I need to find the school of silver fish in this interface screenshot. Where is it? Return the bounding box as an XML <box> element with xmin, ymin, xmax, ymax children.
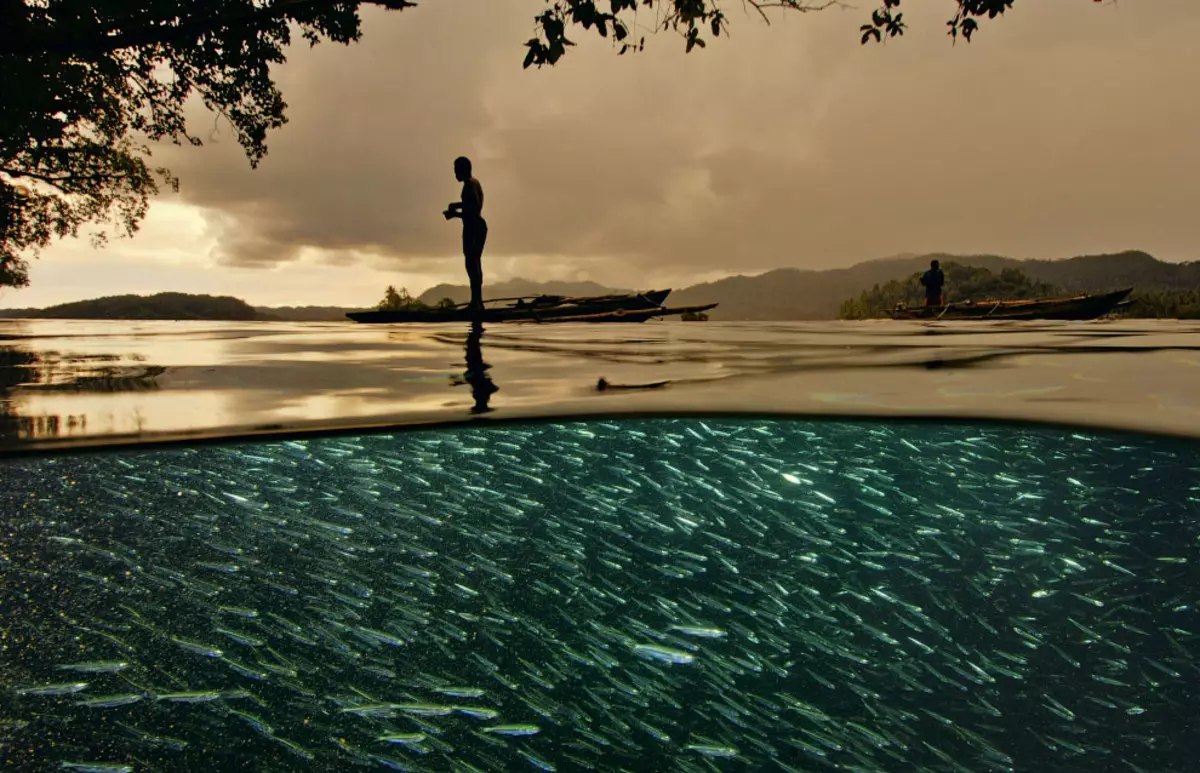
<box><xmin>0</xmin><ymin>419</ymin><xmax>1197</xmax><ymax>772</ymax></box>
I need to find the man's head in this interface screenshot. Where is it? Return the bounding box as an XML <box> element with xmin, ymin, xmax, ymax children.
<box><xmin>454</xmin><ymin>156</ymin><xmax>472</xmax><ymax>182</ymax></box>
<box><xmin>931</xmin><ymin>259</ymin><xmax>940</xmax><ymax>269</ymax></box>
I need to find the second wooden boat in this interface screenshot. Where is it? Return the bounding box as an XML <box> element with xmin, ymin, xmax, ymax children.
<box><xmin>888</xmin><ymin>288</ymin><xmax>1133</xmax><ymax>321</ymax></box>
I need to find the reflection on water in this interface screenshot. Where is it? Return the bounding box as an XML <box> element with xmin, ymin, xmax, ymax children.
<box><xmin>451</xmin><ymin>322</ymin><xmax>499</xmax><ymax>414</ymax></box>
<box><xmin>0</xmin><ymin>335</ymin><xmax>168</xmax><ymax>443</ymax></box>
<box><xmin>2</xmin><ymin>318</ymin><xmax>1200</xmax><ymax>454</ymax></box>
<box><xmin>0</xmin><ymin>347</ymin><xmax>157</xmax><ymax>442</ymax></box>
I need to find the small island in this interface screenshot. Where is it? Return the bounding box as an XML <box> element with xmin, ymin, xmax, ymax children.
<box><xmin>0</xmin><ymin>292</ymin><xmax>260</xmax><ymax>320</ymax></box>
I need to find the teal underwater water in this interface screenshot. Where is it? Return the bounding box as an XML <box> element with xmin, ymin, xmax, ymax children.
<box><xmin>2</xmin><ymin>418</ymin><xmax>1198</xmax><ymax>772</ymax></box>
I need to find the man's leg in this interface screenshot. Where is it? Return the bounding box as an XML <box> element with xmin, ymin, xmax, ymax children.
<box><xmin>462</xmin><ymin>230</ymin><xmax>481</xmax><ymax>314</ymax></box>
<box><xmin>465</xmin><ymin>221</ymin><xmax>487</xmax><ymax>313</ymax></box>
<box><xmin>466</xmin><ymin>253</ymin><xmax>482</xmax><ymax>312</ymax></box>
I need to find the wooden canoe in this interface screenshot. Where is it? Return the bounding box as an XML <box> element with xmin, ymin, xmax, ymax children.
<box><xmin>347</xmin><ymin>289</ymin><xmax>672</xmax><ymax>324</ymax></box>
<box><xmin>887</xmin><ymin>288</ymin><xmax>1133</xmax><ymax>321</ymax></box>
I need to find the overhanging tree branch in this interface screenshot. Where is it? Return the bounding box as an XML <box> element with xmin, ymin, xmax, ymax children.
<box><xmin>2</xmin><ymin>168</ymin><xmax>135</xmax><ymax>185</ymax></box>
<box><xmin>7</xmin><ymin>0</ymin><xmax>417</xmax><ymax>56</ymax></box>
<box><xmin>743</xmin><ymin>0</ymin><xmax>841</xmax><ymax>25</ymax></box>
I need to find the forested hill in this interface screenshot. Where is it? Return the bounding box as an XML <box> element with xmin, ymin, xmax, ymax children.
<box><xmin>0</xmin><ymin>292</ymin><xmax>258</xmax><ymax>320</ymax></box>
<box><xmin>853</xmin><ymin>250</ymin><xmax>1200</xmax><ymax>294</ymax></box>
<box><xmin>838</xmin><ymin>264</ymin><xmax>1060</xmax><ymax>320</ymax></box>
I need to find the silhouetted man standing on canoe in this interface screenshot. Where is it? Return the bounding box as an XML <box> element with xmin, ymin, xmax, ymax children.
<box><xmin>920</xmin><ymin>259</ymin><xmax>945</xmax><ymax>307</ymax></box>
<box><xmin>443</xmin><ymin>156</ymin><xmax>487</xmax><ymax>317</ymax></box>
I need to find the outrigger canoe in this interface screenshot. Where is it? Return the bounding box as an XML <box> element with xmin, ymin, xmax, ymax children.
<box><xmin>347</xmin><ymin>289</ymin><xmax>717</xmax><ymax>324</ymax></box>
<box><xmin>888</xmin><ymin>288</ymin><xmax>1133</xmax><ymax>321</ymax></box>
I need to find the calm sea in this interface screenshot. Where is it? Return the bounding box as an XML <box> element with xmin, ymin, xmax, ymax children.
<box><xmin>1</xmin><ymin>318</ymin><xmax>1198</xmax><ymax>772</ymax></box>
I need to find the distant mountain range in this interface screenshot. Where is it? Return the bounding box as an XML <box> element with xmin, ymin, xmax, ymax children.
<box><xmin>1</xmin><ymin>250</ymin><xmax>1196</xmax><ymax>321</ymax></box>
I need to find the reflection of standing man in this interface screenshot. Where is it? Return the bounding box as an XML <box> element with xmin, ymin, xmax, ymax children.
<box><xmin>920</xmin><ymin>259</ymin><xmax>945</xmax><ymax>307</ymax></box>
<box><xmin>443</xmin><ymin>156</ymin><xmax>487</xmax><ymax>318</ymax></box>
<box><xmin>451</xmin><ymin>321</ymin><xmax>498</xmax><ymax>414</ymax></box>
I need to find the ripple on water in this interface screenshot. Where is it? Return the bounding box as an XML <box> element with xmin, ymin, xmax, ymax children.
<box><xmin>1</xmin><ymin>318</ymin><xmax>1199</xmax><ymax>454</ymax></box>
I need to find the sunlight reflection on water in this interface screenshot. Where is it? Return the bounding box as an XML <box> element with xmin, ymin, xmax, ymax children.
<box><xmin>2</xmin><ymin>317</ymin><xmax>1200</xmax><ymax>454</ymax></box>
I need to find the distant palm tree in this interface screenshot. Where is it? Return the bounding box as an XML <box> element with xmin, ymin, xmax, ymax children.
<box><xmin>378</xmin><ymin>285</ymin><xmax>420</xmax><ymax>310</ymax></box>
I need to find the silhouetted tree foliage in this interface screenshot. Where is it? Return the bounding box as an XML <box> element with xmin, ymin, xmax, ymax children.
<box><xmin>377</xmin><ymin>285</ymin><xmax>428</xmax><ymax>311</ymax></box>
<box><xmin>0</xmin><ymin>0</ymin><xmax>415</xmax><ymax>288</ymax></box>
<box><xmin>838</xmin><ymin>263</ymin><xmax>1059</xmax><ymax>319</ymax></box>
<box><xmin>30</xmin><ymin>292</ymin><xmax>258</xmax><ymax>320</ymax></box>
<box><xmin>859</xmin><ymin>0</ymin><xmax>1018</xmax><ymax>45</ymax></box>
<box><xmin>524</xmin><ymin>0</ymin><xmax>1084</xmax><ymax>66</ymax></box>
<box><xmin>2</xmin><ymin>0</ymin><xmax>1101</xmax><ymax>290</ymax></box>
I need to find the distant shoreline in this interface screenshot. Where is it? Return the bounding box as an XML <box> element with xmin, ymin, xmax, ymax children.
<box><xmin>2</xmin><ymin>250</ymin><xmax>1197</xmax><ymax>321</ymax></box>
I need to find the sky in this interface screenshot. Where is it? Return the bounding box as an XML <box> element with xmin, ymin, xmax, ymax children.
<box><xmin>4</xmin><ymin>0</ymin><xmax>1199</xmax><ymax>309</ymax></box>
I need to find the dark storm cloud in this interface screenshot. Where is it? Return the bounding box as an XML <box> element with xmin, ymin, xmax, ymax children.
<box><xmin>159</xmin><ymin>0</ymin><xmax>1200</xmax><ymax>285</ymax></box>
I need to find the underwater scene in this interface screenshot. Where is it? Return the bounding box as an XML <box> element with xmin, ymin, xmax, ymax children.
<box><xmin>2</xmin><ymin>418</ymin><xmax>1197</xmax><ymax>772</ymax></box>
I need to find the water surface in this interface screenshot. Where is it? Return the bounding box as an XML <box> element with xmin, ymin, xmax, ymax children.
<box><xmin>3</xmin><ymin>318</ymin><xmax>1200</xmax><ymax>455</ymax></box>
